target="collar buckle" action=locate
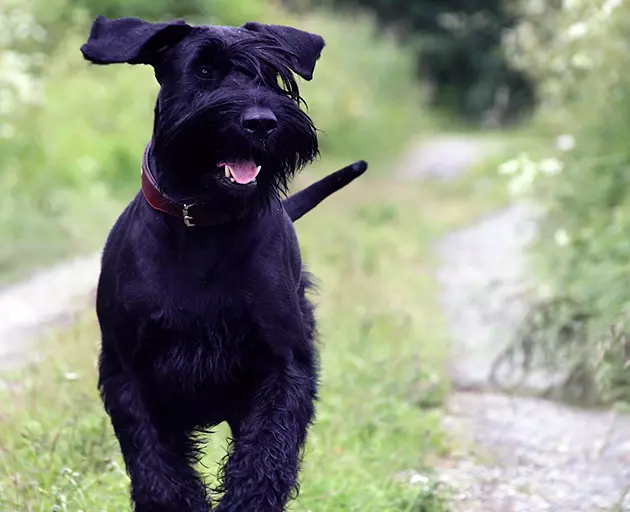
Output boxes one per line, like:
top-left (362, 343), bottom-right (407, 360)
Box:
top-left (182, 204), bottom-right (195, 227)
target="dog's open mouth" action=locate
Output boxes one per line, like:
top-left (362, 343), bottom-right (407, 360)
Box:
top-left (217, 161), bottom-right (261, 186)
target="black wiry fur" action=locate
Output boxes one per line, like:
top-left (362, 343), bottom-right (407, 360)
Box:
top-left (82, 14), bottom-right (365, 512)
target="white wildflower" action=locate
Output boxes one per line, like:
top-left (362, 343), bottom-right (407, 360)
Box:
top-left (64, 372), bottom-right (79, 381)
top-left (508, 175), bottom-right (528, 197)
top-left (0, 5), bottom-right (47, 122)
top-left (539, 158), bottom-right (564, 176)
top-left (498, 159), bottom-right (520, 175)
top-left (556, 134), bottom-right (576, 152)
top-left (506, 153), bottom-right (538, 197)
top-left (567, 22), bottom-right (588, 40)
top-left (409, 472), bottom-right (430, 486)
top-left (508, 167), bottom-right (536, 197)
top-left (0, 50), bottom-right (44, 108)
top-left (602, 0), bottom-right (623, 18)
top-left (554, 229), bottom-right (571, 247)
top-left (537, 283), bottom-right (555, 299)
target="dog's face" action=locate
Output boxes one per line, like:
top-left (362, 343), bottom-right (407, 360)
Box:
top-left (81, 16), bottom-right (324, 207)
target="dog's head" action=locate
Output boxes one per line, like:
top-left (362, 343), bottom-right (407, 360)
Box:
top-left (81, 16), bottom-right (324, 209)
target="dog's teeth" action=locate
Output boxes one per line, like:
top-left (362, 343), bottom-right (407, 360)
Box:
top-left (224, 165), bottom-right (230, 178)
top-left (256, 165), bottom-right (261, 173)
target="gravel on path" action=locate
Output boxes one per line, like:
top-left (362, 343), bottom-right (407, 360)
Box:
top-left (0, 253), bottom-right (100, 370)
top-left (400, 135), bottom-right (502, 181)
top-left (436, 202), bottom-right (630, 511)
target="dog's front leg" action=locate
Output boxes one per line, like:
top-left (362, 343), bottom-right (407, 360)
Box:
top-left (217, 361), bottom-right (317, 512)
top-left (99, 351), bottom-right (210, 512)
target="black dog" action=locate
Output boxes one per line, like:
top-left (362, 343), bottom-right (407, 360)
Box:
top-left (82, 15), bottom-right (366, 512)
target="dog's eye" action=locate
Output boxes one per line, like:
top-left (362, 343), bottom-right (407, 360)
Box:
top-left (197, 66), bottom-right (214, 80)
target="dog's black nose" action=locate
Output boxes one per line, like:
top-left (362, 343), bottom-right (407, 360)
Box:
top-left (242, 107), bottom-right (278, 136)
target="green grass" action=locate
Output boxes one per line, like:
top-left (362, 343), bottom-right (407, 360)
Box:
top-left (0, 172), bottom-right (496, 512)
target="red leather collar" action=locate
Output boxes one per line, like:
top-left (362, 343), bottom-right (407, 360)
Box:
top-left (140, 141), bottom-right (249, 227)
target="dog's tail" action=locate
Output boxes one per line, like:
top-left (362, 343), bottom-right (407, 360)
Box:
top-left (283, 160), bottom-right (368, 222)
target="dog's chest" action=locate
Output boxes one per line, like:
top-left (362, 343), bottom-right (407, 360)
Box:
top-left (141, 291), bottom-right (259, 372)
top-left (119, 207), bottom-right (302, 417)
top-left (138, 299), bottom-right (269, 420)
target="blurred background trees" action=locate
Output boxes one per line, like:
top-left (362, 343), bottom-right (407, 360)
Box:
top-left (288, 0), bottom-right (536, 125)
top-left (0, 0), bottom-right (427, 280)
top-left (35, 0), bottom-right (539, 124)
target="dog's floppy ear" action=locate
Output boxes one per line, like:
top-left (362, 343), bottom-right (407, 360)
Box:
top-left (241, 22), bottom-right (325, 80)
top-left (81, 15), bottom-right (193, 66)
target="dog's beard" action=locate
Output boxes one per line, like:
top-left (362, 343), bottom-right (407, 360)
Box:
top-left (152, 99), bottom-right (319, 208)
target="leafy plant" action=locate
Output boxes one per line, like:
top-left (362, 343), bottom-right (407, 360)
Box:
top-left (495, 0), bottom-right (630, 405)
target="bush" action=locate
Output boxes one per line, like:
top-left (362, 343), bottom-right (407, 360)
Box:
top-left (496, 0), bottom-right (630, 405)
top-left (300, 0), bottom-right (536, 123)
top-left (0, 2), bottom-right (428, 282)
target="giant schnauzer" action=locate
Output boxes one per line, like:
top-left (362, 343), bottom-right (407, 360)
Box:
top-left (81, 14), bottom-right (366, 512)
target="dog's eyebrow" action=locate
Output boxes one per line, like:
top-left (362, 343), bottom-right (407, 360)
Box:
top-left (194, 38), bottom-right (229, 59)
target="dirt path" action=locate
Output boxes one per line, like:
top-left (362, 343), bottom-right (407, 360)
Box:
top-left (400, 135), bottom-right (490, 180)
top-left (427, 141), bottom-right (630, 511)
top-left (0, 254), bottom-right (100, 370)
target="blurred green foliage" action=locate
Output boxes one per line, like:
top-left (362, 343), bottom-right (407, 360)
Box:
top-left (31, 0), bottom-right (268, 37)
top-left (296, 0), bottom-right (536, 124)
top-left (497, 0), bottom-right (630, 405)
top-left (0, 0), bottom-right (428, 282)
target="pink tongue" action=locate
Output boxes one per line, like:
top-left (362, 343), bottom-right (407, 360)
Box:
top-left (228, 161), bottom-right (259, 184)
